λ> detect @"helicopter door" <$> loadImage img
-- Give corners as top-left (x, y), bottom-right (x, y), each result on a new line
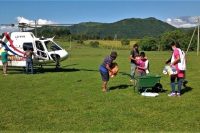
top-left (35, 41), bottom-right (48, 60)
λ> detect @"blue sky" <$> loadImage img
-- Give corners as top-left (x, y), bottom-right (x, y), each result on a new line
top-left (0, 0), bottom-right (200, 29)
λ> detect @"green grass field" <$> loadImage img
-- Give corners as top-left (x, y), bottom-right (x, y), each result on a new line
top-left (0, 43), bottom-right (200, 132)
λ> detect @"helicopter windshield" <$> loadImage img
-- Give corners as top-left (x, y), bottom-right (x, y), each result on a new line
top-left (44, 41), bottom-right (62, 52)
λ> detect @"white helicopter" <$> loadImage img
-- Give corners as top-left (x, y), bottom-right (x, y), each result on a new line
top-left (0, 21), bottom-right (69, 68)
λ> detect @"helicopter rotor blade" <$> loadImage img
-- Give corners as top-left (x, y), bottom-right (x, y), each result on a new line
top-left (0, 24), bottom-right (15, 27)
top-left (28, 23), bottom-right (74, 27)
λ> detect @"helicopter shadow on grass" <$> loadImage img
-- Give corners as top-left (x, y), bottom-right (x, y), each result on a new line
top-left (35, 64), bottom-right (99, 73)
top-left (4, 64), bottom-right (79, 74)
top-left (36, 68), bottom-right (80, 73)
top-left (6, 67), bottom-right (99, 74)
top-left (6, 67), bottom-right (26, 74)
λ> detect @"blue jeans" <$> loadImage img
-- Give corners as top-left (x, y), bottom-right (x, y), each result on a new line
top-left (170, 76), bottom-right (184, 93)
top-left (99, 65), bottom-right (109, 81)
top-left (130, 63), bottom-right (137, 79)
top-left (26, 58), bottom-right (33, 74)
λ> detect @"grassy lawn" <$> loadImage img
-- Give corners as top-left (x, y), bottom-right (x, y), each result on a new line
top-left (0, 44), bottom-right (200, 132)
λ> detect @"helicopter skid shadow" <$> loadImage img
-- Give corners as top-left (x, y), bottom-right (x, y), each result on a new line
top-left (6, 67), bottom-right (99, 74)
top-left (37, 68), bottom-right (99, 73)
top-left (37, 68), bottom-right (80, 73)
top-left (7, 68), bottom-right (25, 74)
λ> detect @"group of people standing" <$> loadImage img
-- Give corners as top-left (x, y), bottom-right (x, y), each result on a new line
top-left (99, 41), bottom-right (187, 97)
top-left (99, 43), bottom-right (149, 92)
top-left (129, 43), bottom-right (149, 80)
top-left (0, 47), bottom-right (35, 75)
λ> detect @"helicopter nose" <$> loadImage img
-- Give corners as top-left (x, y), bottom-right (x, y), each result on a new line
top-left (62, 50), bottom-right (69, 60)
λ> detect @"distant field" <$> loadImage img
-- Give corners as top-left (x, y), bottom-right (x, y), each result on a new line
top-left (84, 40), bottom-right (138, 49)
top-left (0, 43), bottom-right (199, 132)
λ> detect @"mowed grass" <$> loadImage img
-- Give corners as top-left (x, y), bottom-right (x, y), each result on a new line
top-left (0, 44), bottom-right (200, 132)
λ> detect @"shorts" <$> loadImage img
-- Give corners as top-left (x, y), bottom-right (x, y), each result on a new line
top-left (100, 70), bottom-right (109, 81)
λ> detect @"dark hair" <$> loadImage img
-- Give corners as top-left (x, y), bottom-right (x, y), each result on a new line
top-left (140, 52), bottom-right (145, 57)
top-left (133, 43), bottom-right (138, 48)
top-left (170, 41), bottom-right (175, 46)
top-left (110, 51), bottom-right (118, 59)
top-left (170, 41), bottom-right (180, 48)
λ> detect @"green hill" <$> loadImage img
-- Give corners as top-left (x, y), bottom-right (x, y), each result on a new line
top-left (68, 17), bottom-right (176, 39)
top-left (33, 17), bottom-right (176, 39)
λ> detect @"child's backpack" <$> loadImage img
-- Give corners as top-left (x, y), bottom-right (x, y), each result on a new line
top-left (178, 49), bottom-right (186, 71)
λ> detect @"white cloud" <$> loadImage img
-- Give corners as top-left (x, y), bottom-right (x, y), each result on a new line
top-left (37, 19), bottom-right (55, 25)
top-left (17, 16), bottom-right (34, 24)
top-left (166, 18), bottom-right (172, 22)
top-left (17, 16), bottom-right (55, 25)
top-left (166, 16), bottom-right (200, 28)
top-left (0, 16), bottom-right (56, 34)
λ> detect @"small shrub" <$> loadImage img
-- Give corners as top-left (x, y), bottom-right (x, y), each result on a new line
top-left (77, 40), bottom-right (84, 44)
top-left (89, 41), bottom-right (100, 48)
top-left (121, 39), bottom-right (130, 46)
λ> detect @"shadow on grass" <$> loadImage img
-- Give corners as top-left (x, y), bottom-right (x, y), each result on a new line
top-left (8, 68), bottom-right (99, 74)
top-left (37, 68), bottom-right (99, 73)
top-left (109, 84), bottom-right (132, 91)
top-left (6, 67), bottom-right (25, 74)
top-left (37, 68), bottom-right (80, 73)
top-left (7, 67), bottom-right (81, 74)
top-left (61, 64), bottom-right (78, 68)
top-left (119, 72), bottom-right (131, 78)
top-left (145, 88), bottom-right (168, 93)
top-left (181, 86), bottom-right (193, 95)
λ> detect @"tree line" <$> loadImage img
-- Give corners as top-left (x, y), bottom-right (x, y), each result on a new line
top-left (139, 29), bottom-right (196, 51)
top-left (33, 26), bottom-right (196, 51)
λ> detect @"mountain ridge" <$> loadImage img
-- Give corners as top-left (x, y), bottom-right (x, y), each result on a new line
top-left (68, 17), bottom-right (176, 39)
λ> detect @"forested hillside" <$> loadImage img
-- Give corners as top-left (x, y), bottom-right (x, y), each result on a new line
top-left (34, 17), bottom-right (176, 39)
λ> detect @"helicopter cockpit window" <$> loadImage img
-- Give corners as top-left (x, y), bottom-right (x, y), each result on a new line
top-left (23, 43), bottom-right (33, 51)
top-left (44, 41), bottom-right (62, 52)
top-left (35, 41), bottom-right (47, 58)
top-left (35, 41), bottom-right (45, 51)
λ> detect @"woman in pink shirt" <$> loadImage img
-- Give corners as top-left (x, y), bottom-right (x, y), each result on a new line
top-left (168, 41), bottom-right (185, 97)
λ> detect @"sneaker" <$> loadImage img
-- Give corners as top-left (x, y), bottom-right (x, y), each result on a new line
top-left (176, 93), bottom-right (181, 97)
top-left (168, 92), bottom-right (176, 97)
